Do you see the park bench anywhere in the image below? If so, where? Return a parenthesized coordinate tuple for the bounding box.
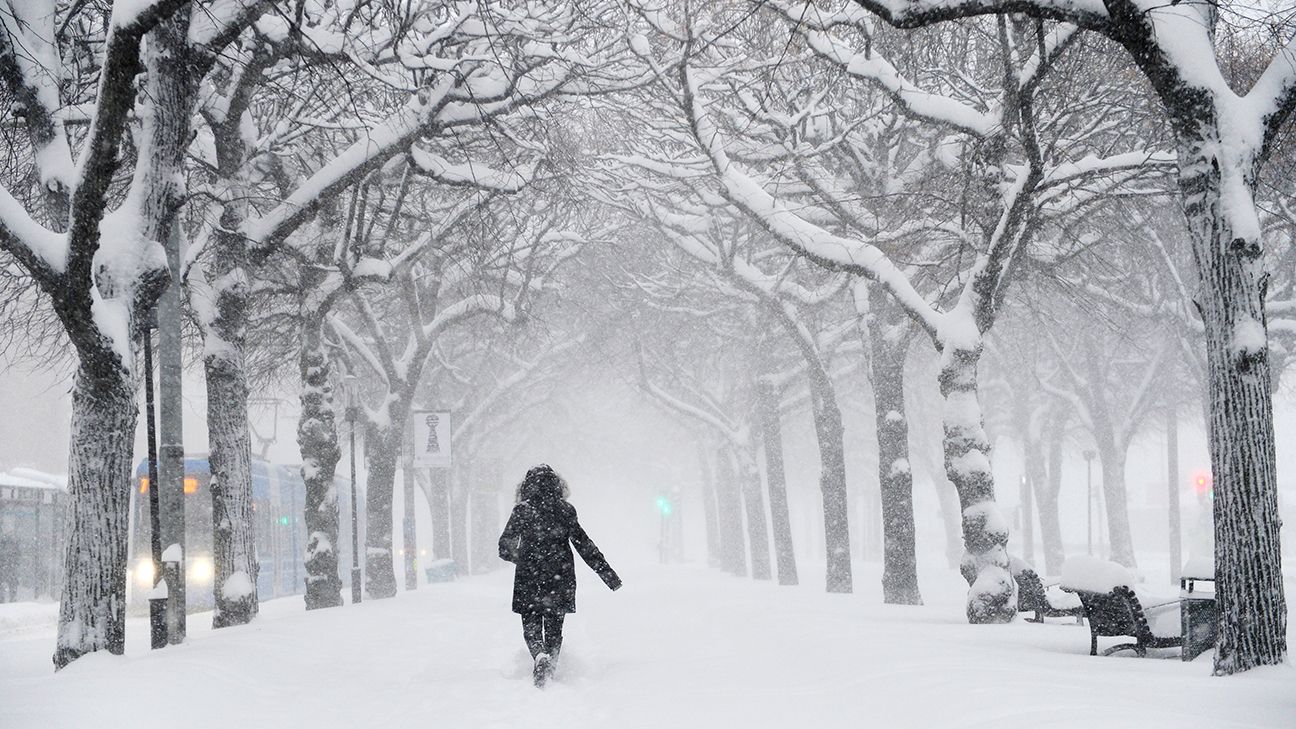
(1067, 585, 1183, 656)
(1012, 566, 1084, 624)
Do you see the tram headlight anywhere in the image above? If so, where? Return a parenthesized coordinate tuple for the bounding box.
(135, 559, 155, 586)
(190, 555, 214, 584)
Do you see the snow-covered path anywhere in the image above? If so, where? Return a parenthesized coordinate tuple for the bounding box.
(1, 564, 1292, 728)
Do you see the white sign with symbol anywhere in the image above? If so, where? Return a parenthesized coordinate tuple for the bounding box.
(411, 411, 452, 468)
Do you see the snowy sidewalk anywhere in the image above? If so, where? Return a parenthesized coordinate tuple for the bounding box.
(1, 564, 1292, 729)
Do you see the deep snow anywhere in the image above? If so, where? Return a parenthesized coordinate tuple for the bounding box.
(1, 563, 1292, 729)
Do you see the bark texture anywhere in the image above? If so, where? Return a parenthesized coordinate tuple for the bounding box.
(736, 451, 772, 581)
(942, 346, 1015, 623)
(808, 376, 853, 593)
(1175, 130, 1287, 674)
(297, 313, 343, 610)
(696, 445, 721, 569)
(206, 344, 259, 627)
(201, 45, 276, 629)
(429, 469, 452, 560)
(54, 367, 137, 669)
(713, 447, 748, 576)
(1023, 411, 1066, 575)
(450, 476, 470, 574)
(1083, 343, 1137, 567)
(364, 420, 402, 599)
(43, 4, 193, 668)
(868, 317, 921, 605)
(755, 383, 798, 586)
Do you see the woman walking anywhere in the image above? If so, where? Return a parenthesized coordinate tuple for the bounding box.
(498, 464, 622, 687)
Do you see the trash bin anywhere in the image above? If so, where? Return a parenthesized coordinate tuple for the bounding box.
(1180, 576, 1217, 661)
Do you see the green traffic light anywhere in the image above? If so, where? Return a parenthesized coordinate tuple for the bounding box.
(656, 496, 672, 516)
(278, 515, 290, 526)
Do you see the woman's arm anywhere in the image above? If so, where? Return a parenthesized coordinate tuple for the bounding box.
(498, 505, 524, 563)
(569, 507, 622, 590)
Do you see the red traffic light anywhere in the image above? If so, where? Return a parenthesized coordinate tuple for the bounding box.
(1192, 472, 1212, 496)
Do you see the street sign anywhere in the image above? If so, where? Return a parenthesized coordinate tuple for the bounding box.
(411, 411, 452, 469)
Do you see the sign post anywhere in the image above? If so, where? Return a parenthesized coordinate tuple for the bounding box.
(410, 411, 452, 578)
(411, 411, 453, 469)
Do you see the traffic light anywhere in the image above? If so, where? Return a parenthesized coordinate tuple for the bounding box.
(1193, 472, 1213, 499)
(278, 515, 290, 526)
(655, 495, 672, 517)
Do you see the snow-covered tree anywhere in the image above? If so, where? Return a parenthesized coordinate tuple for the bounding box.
(331, 194, 580, 598)
(180, 0, 607, 624)
(644, 212, 858, 591)
(840, 0, 1292, 677)
(620, 2, 1167, 621)
(0, 0, 268, 668)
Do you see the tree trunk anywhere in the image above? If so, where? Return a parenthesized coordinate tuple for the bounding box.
(201, 39, 272, 629)
(428, 469, 452, 560)
(145, 12, 197, 645)
(1096, 440, 1136, 568)
(1083, 341, 1136, 568)
(1175, 131, 1286, 674)
(450, 464, 470, 574)
(755, 383, 798, 586)
(297, 313, 343, 610)
(364, 419, 401, 599)
(713, 446, 748, 576)
(696, 444, 721, 568)
(736, 450, 771, 581)
(206, 343, 259, 627)
(401, 442, 418, 590)
(1031, 411, 1066, 575)
(940, 344, 1015, 623)
(809, 384, 853, 593)
(469, 458, 502, 574)
(868, 320, 921, 604)
(54, 365, 137, 669)
(773, 300, 852, 592)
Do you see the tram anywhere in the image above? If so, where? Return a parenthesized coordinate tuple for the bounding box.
(129, 455, 357, 611)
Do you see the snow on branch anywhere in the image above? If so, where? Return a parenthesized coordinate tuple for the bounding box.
(243, 89, 450, 256)
(772, 1, 997, 136)
(0, 2, 76, 202)
(636, 360, 742, 443)
(679, 60, 941, 338)
(1249, 33, 1296, 149)
(421, 292, 517, 342)
(408, 148, 535, 192)
(0, 185, 67, 279)
(451, 335, 584, 443)
(329, 314, 391, 387)
(845, 0, 1110, 31)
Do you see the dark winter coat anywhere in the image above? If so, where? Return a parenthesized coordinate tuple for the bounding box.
(499, 500, 620, 614)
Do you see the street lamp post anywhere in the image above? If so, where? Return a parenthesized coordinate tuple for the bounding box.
(345, 375, 363, 604)
(143, 321, 166, 649)
(1083, 450, 1095, 556)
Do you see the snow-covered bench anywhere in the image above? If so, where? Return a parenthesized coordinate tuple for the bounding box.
(1060, 557, 1182, 657)
(1009, 558, 1084, 624)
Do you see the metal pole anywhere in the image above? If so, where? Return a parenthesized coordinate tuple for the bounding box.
(158, 224, 186, 644)
(349, 408, 362, 604)
(1167, 405, 1182, 584)
(144, 327, 166, 649)
(660, 506, 667, 564)
(1020, 474, 1034, 564)
(402, 419, 417, 590)
(672, 488, 683, 562)
(1084, 451, 1095, 556)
